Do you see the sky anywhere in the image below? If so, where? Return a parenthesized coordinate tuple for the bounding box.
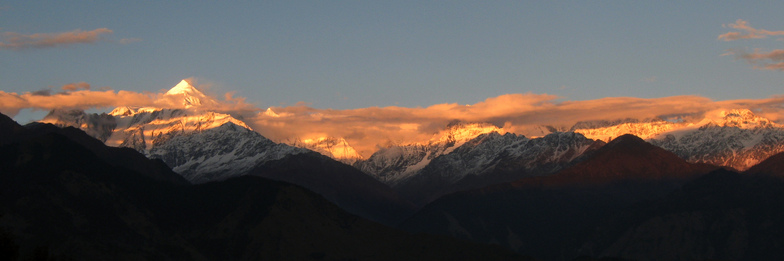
(2, 1, 784, 155)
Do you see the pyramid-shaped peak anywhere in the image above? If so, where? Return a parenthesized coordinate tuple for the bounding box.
(264, 108, 280, 117)
(163, 79, 218, 108)
(166, 80, 203, 96)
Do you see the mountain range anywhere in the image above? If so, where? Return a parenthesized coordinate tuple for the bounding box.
(402, 134, 784, 260)
(40, 81, 784, 210)
(0, 112, 529, 260)
(24, 80, 784, 259)
(40, 80, 412, 225)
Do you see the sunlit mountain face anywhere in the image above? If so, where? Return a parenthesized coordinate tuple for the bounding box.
(34, 79, 784, 177)
(32, 80, 784, 214)
(8, 79, 784, 260)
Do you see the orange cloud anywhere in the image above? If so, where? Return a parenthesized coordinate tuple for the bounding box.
(0, 28, 113, 50)
(718, 19, 784, 41)
(0, 90, 153, 115)
(727, 48, 784, 71)
(4, 79, 784, 158)
(246, 94, 784, 157)
(61, 82, 91, 91)
(0, 81, 258, 119)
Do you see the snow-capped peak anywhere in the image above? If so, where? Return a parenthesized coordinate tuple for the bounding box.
(166, 80, 201, 96)
(264, 108, 281, 117)
(431, 121, 503, 144)
(108, 106, 136, 116)
(164, 79, 216, 108)
(290, 136, 364, 164)
(711, 109, 776, 129)
(572, 118, 679, 141)
(40, 108, 88, 125)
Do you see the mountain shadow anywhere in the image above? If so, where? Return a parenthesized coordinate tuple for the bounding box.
(744, 150, 784, 177)
(247, 151, 417, 226)
(401, 134, 719, 260)
(583, 169, 784, 260)
(393, 132, 605, 207)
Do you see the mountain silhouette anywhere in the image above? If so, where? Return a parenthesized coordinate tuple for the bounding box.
(402, 134, 719, 260)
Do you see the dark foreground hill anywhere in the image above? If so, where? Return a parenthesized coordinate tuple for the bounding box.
(0, 113, 530, 260)
(401, 135, 734, 260)
(579, 169, 784, 261)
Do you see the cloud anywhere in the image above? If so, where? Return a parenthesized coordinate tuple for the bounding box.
(247, 94, 784, 157)
(30, 89, 52, 96)
(0, 80, 258, 120)
(718, 19, 784, 41)
(726, 48, 784, 71)
(61, 82, 91, 91)
(0, 28, 113, 50)
(0, 89, 154, 116)
(719, 20, 784, 71)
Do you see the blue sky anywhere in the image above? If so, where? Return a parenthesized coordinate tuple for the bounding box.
(2, 1, 784, 123)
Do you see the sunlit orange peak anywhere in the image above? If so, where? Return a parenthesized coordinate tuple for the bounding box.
(264, 108, 280, 117)
(108, 106, 136, 116)
(166, 80, 200, 95)
(432, 122, 502, 144)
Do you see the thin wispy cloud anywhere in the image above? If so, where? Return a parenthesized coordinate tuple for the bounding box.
(61, 82, 91, 91)
(723, 48, 784, 71)
(727, 49, 784, 71)
(718, 19, 784, 41)
(720, 20, 784, 71)
(0, 28, 114, 50)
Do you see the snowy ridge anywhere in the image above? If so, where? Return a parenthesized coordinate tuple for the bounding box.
(149, 122, 307, 183)
(573, 119, 682, 142)
(107, 107, 251, 152)
(40, 109, 117, 142)
(354, 122, 502, 184)
(567, 109, 784, 171)
(289, 137, 364, 165)
(650, 110, 784, 170)
(710, 109, 778, 129)
(416, 131, 600, 184)
(355, 120, 602, 190)
(38, 80, 309, 184)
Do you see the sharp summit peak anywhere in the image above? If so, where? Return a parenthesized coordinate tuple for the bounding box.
(165, 79, 202, 96)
